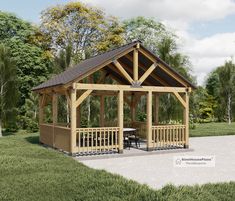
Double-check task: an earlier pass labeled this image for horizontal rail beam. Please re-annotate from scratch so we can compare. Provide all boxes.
[76,83,188,93]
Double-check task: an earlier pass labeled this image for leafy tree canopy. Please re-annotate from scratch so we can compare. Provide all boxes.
[40,2,124,62]
[0,11,53,129]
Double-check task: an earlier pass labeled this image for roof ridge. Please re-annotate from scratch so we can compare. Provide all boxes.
[83,40,141,61]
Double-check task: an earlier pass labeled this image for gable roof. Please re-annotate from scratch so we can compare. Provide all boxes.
[33,41,196,91]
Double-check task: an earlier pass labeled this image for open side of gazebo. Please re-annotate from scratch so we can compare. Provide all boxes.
[33,41,196,155]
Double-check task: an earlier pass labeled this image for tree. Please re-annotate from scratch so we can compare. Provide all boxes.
[0,44,17,136]
[0,11,53,131]
[40,2,124,62]
[217,60,235,124]
[123,16,168,53]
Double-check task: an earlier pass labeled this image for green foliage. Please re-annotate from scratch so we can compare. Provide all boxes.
[205,60,235,123]
[190,87,217,123]
[41,2,124,62]
[0,44,18,136]
[0,11,53,131]
[190,122,235,137]
[124,16,167,52]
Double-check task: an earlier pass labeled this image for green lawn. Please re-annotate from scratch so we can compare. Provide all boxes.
[190,122,235,137]
[0,132,235,201]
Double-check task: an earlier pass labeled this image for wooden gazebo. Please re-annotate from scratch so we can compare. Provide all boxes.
[33,41,195,155]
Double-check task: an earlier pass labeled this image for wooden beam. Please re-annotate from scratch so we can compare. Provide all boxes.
[138,63,157,84]
[118,90,124,153]
[138,48,190,87]
[124,54,169,86]
[147,90,153,151]
[157,62,188,87]
[76,83,188,93]
[75,89,93,108]
[183,92,189,148]
[65,47,135,88]
[70,85,77,154]
[116,61,154,86]
[133,49,138,81]
[113,60,134,84]
[172,91,186,108]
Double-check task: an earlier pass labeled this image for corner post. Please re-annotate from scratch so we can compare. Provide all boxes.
[70,84,77,155]
[118,90,124,153]
[147,90,153,151]
[183,92,189,148]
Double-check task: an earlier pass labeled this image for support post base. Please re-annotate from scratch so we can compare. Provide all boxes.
[147,147,154,151]
[69,152,77,157]
[184,144,189,149]
[118,149,123,154]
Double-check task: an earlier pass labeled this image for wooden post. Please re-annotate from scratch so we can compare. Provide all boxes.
[154,93,159,125]
[183,92,189,148]
[100,95,105,127]
[70,84,77,155]
[133,49,138,81]
[118,90,123,153]
[147,91,153,151]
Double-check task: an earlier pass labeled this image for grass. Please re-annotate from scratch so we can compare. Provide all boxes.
[190,122,235,137]
[0,132,235,201]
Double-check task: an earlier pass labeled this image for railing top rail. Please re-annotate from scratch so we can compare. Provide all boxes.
[77,127,119,131]
[152,124,186,128]
[40,123,71,130]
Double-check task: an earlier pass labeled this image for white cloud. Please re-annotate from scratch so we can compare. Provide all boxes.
[81,0,235,85]
[82,0,235,22]
[182,32,235,84]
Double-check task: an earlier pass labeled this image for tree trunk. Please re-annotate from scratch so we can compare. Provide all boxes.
[0,118,2,137]
[227,93,231,124]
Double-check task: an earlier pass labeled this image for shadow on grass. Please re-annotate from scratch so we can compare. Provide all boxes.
[25,135,40,144]
[2,131,15,137]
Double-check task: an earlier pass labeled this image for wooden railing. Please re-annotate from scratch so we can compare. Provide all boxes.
[76,127,120,153]
[132,121,147,139]
[152,125,186,149]
[40,123,71,152]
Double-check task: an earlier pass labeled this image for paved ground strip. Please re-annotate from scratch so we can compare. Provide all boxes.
[79,136,235,189]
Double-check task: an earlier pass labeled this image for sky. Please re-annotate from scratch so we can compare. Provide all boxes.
[1,0,235,85]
